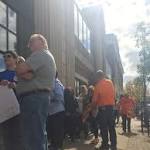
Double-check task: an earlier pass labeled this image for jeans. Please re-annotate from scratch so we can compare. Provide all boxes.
[122,115,131,132]
[90,116,99,139]
[97,106,117,148]
[20,91,50,150]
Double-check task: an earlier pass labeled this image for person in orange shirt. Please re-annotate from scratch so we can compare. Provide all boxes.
[119,94,135,133]
[92,70,117,150]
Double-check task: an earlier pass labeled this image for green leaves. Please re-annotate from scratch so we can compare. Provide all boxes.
[135,22,150,81]
[125,77,144,101]
[127,22,150,100]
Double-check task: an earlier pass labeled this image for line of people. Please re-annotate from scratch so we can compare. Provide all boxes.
[0,34,132,150]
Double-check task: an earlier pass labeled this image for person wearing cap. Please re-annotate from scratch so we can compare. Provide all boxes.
[92,70,117,150]
[16,34,56,150]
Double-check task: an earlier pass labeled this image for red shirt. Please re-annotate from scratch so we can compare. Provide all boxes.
[119,97,135,115]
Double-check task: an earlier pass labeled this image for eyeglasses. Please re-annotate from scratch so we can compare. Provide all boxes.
[4,54,13,59]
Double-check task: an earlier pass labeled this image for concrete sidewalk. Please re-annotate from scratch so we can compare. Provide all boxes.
[64,119,150,150]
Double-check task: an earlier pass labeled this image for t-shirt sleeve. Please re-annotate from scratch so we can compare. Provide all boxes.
[26,53,43,72]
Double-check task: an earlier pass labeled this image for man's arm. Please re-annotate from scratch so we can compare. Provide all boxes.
[16,63,33,80]
[92,84,99,105]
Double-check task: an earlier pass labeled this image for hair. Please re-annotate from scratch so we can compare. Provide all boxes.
[88,85,94,98]
[96,70,105,78]
[80,85,88,94]
[17,56,25,64]
[4,51,18,59]
[64,87,74,101]
[88,85,94,92]
[29,34,49,50]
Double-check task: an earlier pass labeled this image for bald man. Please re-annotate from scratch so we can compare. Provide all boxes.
[16,34,56,150]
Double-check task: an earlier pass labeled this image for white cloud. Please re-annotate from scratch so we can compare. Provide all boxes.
[78,0,149,83]
[102,0,148,83]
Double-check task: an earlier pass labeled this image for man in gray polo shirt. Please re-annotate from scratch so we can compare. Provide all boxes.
[16,34,56,150]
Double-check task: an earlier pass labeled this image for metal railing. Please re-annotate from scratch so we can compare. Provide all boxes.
[141,102,150,136]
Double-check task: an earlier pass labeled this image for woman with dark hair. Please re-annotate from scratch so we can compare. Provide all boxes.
[64,87,79,142]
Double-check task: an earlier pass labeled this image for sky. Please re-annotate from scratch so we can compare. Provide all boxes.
[77,0,150,84]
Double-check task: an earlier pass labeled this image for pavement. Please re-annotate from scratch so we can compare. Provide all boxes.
[64,119,150,150]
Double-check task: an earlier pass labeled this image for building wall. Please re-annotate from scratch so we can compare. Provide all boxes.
[33,0,75,87]
[33,0,105,88]
[3,0,34,57]
[82,6,106,71]
[105,34,124,97]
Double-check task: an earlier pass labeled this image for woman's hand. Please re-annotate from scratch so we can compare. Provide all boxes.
[8,82,16,89]
[0,80,10,86]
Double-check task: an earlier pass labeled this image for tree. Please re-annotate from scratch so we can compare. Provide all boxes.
[125,77,143,102]
[135,22,150,101]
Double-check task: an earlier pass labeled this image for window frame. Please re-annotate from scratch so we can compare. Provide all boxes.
[0,1,17,52]
[74,4,91,53]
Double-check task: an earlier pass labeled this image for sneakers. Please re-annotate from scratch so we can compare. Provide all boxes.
[90,138,99,145]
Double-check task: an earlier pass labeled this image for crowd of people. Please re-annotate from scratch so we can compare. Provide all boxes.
[0,34,136,150]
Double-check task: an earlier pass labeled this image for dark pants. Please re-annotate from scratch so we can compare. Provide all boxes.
[20,91,50,150]
[1,115,23,150]
[47,111,65,149]
[97,106,117,148]
[90,116,98,138]
[64,113,81,140]
[114,110,120,124]
[122,115,131,132]
[82,121,89,138]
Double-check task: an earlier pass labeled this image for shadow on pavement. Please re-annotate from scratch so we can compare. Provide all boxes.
[64,142,94,150]
[119,132,138,137]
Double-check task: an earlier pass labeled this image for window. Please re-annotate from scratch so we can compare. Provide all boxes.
[0,27,7,51]
[8,32,17,50]
[83,21,87,47]
[8,8,17,33]
[74,4,91,53]
[0,52,5,72]
[75,79,80,96]
[74,4,78,37]
[75,78,86,96]
[87,29,91,53]
[0,2,6,27]
[105,59,112,79]
[0,1,17,52]
[79,13,83,42]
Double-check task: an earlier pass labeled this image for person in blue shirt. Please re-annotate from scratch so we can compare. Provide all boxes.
[47,72,65,150]
[0,51,23,150]
[0,51,18,88]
